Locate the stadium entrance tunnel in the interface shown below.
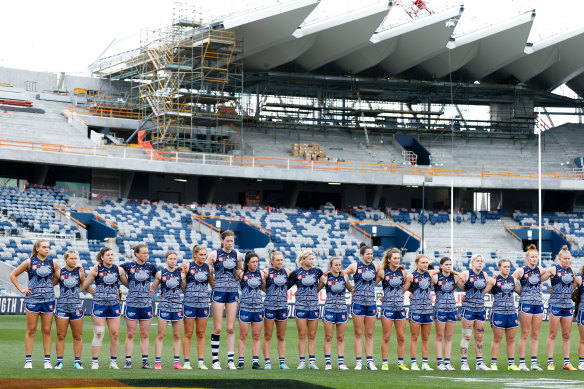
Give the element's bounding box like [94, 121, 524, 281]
[209, 218, 270, 250]
[506, 227, 571, 256]
[70, 211, 117, 241]
[356, 223, 421, 254]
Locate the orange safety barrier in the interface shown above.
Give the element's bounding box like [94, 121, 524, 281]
[68, 106, 141, 120]
[191, 215, 221, 238]
[0, 139, 108, 156]
[53, 206, 87, 230]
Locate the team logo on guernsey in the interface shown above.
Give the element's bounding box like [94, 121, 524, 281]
[331, 281, 345, 292]
[274, 274, 287, 286]
[389, 276, 402, 287]
[501, 281, 514, 293]
[362, 270, 375, 282]
[418, 278, 430, 289]
[135, 270, 149, 282]
[36, 265, 52, 277]
[528, 273, 540, 284]
[63, 276, 78, 288]
[473, 279, 486, 289]
[166, 277, 180, 289]
[103, 273, 117, 284]
[441, 282, 454, 293]
[247, 276, 262, 288]
[301, 275, 316, 286]
[195, 271, 208, 282]
[223, 258, 236, 270]
[561, 273, 573, 284]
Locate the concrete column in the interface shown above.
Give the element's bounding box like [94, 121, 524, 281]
[372, 185, 383, 209]
[31, 165, 49, 185]
[284, 182, 300, 208]
[120, 172, 135, 199]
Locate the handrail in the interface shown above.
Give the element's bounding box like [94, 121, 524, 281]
[94, 214, 119, 229]
[2, 138, 584, 182]
[54, 205, 118, 229]
[53, 206, 87, 230]
[505, 225, 574, 244]
[194, 214, 272, 237]
[349, 221, 423, 242]
[191, 215, 221, 238]
[68, 106, 141, 120]
[504, 225, 522, 242]
[350, 223, 372, 246]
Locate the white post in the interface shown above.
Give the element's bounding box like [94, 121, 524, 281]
[203, 154, 206, 165]
[287, 159, 290, 170]
[124, 147, 126, 159]
[230, 156, 233, 166]
[538, 123, 542, 267]
[451, 178, 454, 260]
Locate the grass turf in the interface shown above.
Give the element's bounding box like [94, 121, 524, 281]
[0, 315, 583, 388]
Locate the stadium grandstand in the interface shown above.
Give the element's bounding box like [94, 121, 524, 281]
[1, 0, 584, 298]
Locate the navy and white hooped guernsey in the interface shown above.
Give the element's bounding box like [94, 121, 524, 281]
[491, 275, 516, 314]
[434, 272, 456, 312]
[288, 267, 324, 311]
[462, 270, 487, 311]
[120, 261, 157, 308]
[324, 273, 347, 313]
[381, 267, 405, 311]
[264, 267, 289, 310]
[184, 261, 210, 308]
[93, 264, 120, 306]
[410, 271, 432, 314]
[549, 265, 575, 309]
[213, 249, 238, 292]
[578, 283, 584, 314]
[352, 261, 376, 306]
[26, 256, 55, 304]
[159, 268, 183, 313]
[57, 267, 82, 312]
[239, 269, 264, 312]
[519, 265, 543, 305]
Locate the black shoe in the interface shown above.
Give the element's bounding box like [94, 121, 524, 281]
[252, 363, 264, 370]
[237, 363, 245, 370]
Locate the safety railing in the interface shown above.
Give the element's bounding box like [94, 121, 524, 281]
[192, 214, 272, 238]
[53, 205, 119, 230]
[349, 221, 422, 246]
[53, 206, 87, 230]
[3, 138, 584, 182]
[191, 215, 221, 238]
[505, 225, 574, 244]
[68, 106, 141, 120]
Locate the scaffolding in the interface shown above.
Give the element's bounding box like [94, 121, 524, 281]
[92, 5, 244, 153]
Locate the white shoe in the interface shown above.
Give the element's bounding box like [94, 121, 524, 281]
[578, 362, 584, 371]
[461, 362, 470, 371]
[44, 361, 52, 369]
[211, 361, 222, 370]
[338, 364, 349, 370]
[445, 363, 455, 371]
[325, 364, 332, 370]
[410, 363, 420, 371]
[476, 363, 491, 371]
[227, 361, 236, 370]
[91, 362, 99, 370]
[437, 364, 446, 371]
[110, 361, 119, 370]
[518, 363, 529, 371]
[366, 361, 377, 370]
[24, 362, 32, 369]
[354, 360, 362, 370]
[531, 364, 543, 371]
[297, 362, 305, 370]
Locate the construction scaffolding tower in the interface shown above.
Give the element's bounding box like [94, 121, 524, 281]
[91, 5, 244, 153]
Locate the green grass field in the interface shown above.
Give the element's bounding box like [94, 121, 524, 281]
[1, 315, 583, 388]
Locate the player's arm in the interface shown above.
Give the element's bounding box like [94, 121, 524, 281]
[512, 267, 523, 280]
[403, 274, 413, 292]
[10, 259, 31, 295]
[79, 267, 95, 294]
[150, 271, 162, 295]
[514, 278, 522, 294]
[484, 277, 496, 294]
[317, 275, 326, 292]
[344, 263, 357, 276]
[455, 271, 467, 291]
[118, 267, 129, 288]
[431, 273, 438, 288]
[344, 274, 354, 292]
[53, 267, 61, 286]
[375, 267, 384, 285]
